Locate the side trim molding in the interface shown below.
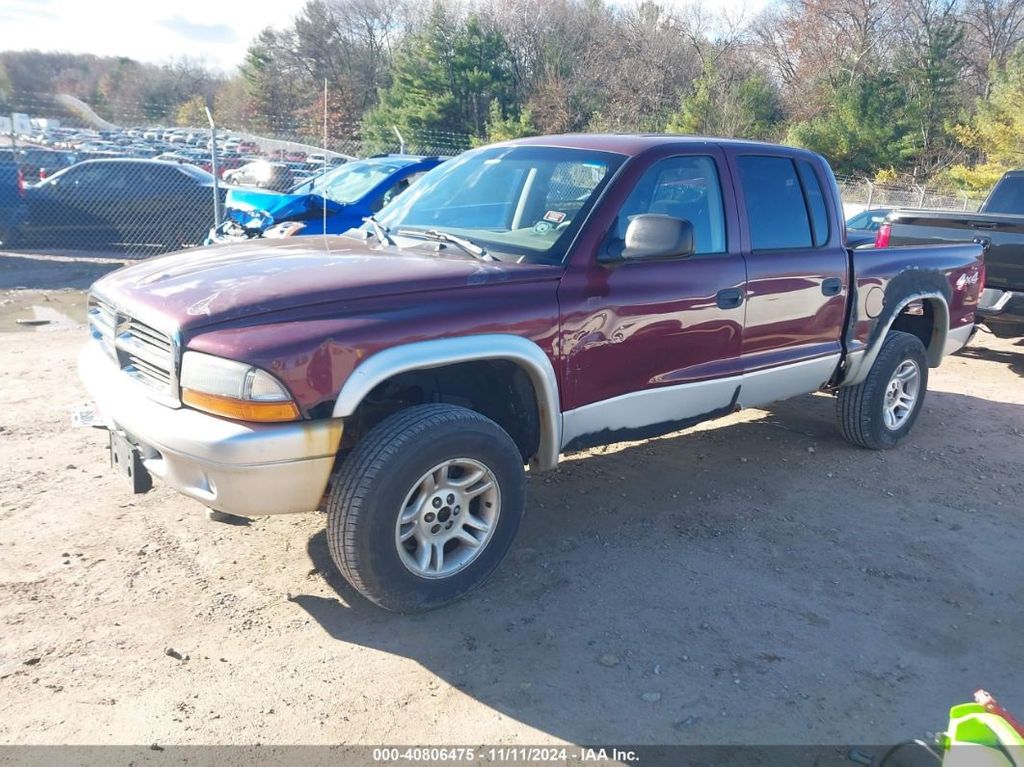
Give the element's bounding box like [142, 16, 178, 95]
[561, 354, 840, 452]
[332, 334, 562, 471]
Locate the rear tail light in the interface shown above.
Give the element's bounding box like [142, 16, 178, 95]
[16, 168, 25, 197]
[874, 223, 891, 248]
[38, 167, 48, 181]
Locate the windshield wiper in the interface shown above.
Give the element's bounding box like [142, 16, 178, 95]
[397, 228, 493, 261]
[362, 215, 396, 246]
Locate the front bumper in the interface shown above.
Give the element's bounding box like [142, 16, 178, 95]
[78, 340, 342, 515]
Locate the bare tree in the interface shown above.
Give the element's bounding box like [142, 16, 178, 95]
[752, 0, 900, 117]
[961, 0, 1024, 93]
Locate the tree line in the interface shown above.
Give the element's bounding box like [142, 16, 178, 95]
[2, 0, 1023, 189]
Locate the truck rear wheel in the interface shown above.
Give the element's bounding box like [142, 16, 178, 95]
[325, 404, 526, 612]
[837, 330, 929, 449]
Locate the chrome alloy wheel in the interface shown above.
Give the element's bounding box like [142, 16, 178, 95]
[882, 359, 920, 430]
[395, 458, 501, 579]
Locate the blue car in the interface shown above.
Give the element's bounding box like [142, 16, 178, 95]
[208, 155, 445, 242]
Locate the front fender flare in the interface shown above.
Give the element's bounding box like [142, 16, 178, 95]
[331, 334, 562, 471]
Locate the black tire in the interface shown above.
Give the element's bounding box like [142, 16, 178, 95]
[837, 330, 929, 449]
[325, 404, 526, 612]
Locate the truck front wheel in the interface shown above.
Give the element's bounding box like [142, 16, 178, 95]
[325, 404, 526, 612]
[837, 330, 929, 449]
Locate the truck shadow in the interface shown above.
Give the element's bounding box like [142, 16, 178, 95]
[957, 336, 1024, 377]
[294, 390, 1024, 745]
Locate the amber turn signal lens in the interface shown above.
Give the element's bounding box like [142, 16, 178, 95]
[182, 389, 301, 423]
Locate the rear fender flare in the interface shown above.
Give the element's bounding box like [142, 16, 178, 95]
[331, 334, 562, 471]
[842, 291, 949, 387]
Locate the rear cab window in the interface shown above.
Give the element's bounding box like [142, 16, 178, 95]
[984, 174, 1024, 214]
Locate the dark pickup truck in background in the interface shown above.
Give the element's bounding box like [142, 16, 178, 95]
[79, 135, 985, 611]
[879, 170, 1024, 337]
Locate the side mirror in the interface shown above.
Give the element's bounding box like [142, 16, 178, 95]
[621, 214, 695, 260]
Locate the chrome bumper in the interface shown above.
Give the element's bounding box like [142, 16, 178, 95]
[977, 287, 1019, 315]
[78, 340, 342, 515]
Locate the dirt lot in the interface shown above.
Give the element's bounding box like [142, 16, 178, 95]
[0, 254, 1022, 748]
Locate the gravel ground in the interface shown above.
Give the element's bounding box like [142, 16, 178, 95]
[0, 255, 1021, 749]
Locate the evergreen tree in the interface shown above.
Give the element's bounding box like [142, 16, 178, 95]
[786, 74, 916, 175]
[361, 5, 515, 151]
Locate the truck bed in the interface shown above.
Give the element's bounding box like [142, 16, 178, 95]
[886, 209, 1024, 292]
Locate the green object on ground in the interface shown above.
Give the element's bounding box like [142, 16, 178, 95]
[943, 702, 1024, 767]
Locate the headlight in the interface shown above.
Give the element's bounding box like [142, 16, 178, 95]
[180, 351, 300, 423]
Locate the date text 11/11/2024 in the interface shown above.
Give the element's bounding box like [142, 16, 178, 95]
[370, 747, 639, 762]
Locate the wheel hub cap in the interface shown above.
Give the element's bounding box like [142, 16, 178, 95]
[882, 359, 920, 431]
[395, 458, 500, 579]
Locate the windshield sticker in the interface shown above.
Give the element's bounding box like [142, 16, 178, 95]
[543, 210, 566, 224]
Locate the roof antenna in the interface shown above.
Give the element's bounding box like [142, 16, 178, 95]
[323, 77, 329, 253]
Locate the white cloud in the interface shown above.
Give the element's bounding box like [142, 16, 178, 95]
[0, 0, 309, 72]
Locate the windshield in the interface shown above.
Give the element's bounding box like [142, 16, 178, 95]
[377, 145, 624, 264]
[297, 159, 411, 203]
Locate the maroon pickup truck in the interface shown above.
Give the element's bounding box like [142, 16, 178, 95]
[79, 135, 984, 611]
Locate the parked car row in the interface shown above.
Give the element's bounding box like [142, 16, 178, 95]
[18, 123, 350, 184]
[0, 113, 438, 254]
[0, 149, 443, 253]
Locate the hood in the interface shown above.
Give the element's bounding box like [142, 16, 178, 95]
[224, 187, 323, 224]
[92, 238, 561, 332]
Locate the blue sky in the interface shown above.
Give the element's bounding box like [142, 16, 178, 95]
[0, 0, 768, 73]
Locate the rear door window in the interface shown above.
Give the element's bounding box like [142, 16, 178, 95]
[737, 156, 813, 250]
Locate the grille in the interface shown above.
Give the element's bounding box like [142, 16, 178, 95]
[87, 294, 117, 358]
[88, 293, 178, 403]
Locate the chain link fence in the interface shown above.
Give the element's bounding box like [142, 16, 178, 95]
[0, 90, 473, 259]
[836, 176, 987, 219]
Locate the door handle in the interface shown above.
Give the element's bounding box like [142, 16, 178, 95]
[969, 221, 998, 229]
[821, 277, 843, 296]
[716, 288, 744, 309]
